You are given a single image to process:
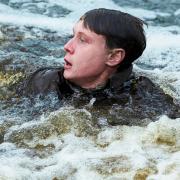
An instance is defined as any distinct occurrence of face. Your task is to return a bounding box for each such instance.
[64,20,110,87]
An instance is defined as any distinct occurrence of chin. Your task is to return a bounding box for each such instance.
[63,71,73,80]
[63,71,69,79]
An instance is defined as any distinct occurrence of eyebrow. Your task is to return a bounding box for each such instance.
[73,27,92,42]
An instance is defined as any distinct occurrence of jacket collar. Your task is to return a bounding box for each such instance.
[109,65,133,90]
[66,65,133,93]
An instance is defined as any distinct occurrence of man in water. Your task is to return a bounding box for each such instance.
[26,8,145,97]
[25,8,180,125]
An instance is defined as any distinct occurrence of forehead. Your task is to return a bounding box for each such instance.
[73,20,105,41]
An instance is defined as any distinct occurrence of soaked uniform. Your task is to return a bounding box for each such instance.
[24,66,180,125]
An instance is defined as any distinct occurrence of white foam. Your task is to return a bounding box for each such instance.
[0,116,180,179]
[0,0,167,34]
[146,26,180,49]
[0,0,121,34]
[133,24,180,101]
[174,8,180,16]
[0,12,73,35]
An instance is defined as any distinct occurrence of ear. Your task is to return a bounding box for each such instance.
[106,48,125,67]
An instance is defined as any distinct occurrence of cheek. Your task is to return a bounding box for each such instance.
[74,46,108,70]
[80,57,105,75]
[83,48,107,62]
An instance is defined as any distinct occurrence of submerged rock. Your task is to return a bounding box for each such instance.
[0,121,15,144]
[6,0,71,17]
[0,71,25,100]
[4,107,99,148]
[0,23,67,74]
[142,116,180,150]
[5,122,56,147]
[0,71,25,87]
[91,155,131,175]
[113,0,180,14]
[113,0,180,26]
[134,167,158,180]
[96,127,123,147]
[48,107,99,137]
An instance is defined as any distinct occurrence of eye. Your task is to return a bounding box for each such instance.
[79,36,86,43]
[79,36,88,43]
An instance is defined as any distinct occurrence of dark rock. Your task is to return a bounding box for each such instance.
[46,5,71,17]
[21,3,46,14]
[113,0,180,26]
[0,0,10,5]
[113,0,180,13]
[7,0,71,17]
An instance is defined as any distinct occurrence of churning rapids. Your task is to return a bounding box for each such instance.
[0,0,180,179]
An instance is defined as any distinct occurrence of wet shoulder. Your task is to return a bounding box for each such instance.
[99,75,180,125]
[122,75,173,103]
[130,76,168,98]
[25,67,64,95]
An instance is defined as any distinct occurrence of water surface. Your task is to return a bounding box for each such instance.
[0,0,180,179]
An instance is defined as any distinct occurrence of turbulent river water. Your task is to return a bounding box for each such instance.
[0,0,180,179]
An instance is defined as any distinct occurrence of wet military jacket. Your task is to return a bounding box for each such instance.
[24,66,180,125]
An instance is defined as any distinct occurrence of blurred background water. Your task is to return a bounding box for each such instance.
[0,0,180,179]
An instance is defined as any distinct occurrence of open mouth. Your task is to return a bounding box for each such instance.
[64,59,72,69]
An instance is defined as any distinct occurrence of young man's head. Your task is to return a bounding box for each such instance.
[64,8,146,89]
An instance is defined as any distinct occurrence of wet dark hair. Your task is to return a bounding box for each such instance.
[80,8,147,70]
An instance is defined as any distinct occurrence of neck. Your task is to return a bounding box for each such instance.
[81,78,107,90]
[74,68,117,90]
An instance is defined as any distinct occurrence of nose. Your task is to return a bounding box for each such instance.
[64,38,74,54]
